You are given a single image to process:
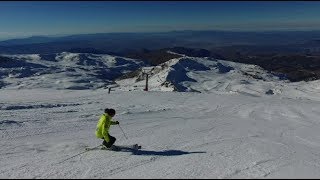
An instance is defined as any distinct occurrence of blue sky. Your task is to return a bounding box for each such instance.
[0,1,320,40]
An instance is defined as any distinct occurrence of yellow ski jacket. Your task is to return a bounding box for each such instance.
[95,113,118,142]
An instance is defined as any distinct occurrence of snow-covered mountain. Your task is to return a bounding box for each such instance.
[0,52,147,90]
[116,56,285,93]
[2,51,320,178]
[116,54,320,100]
[2,51,320,101]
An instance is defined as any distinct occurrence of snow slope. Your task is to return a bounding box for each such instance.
[1,87,320,178]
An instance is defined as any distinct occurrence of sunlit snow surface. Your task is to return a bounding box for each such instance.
[1,53,320,178]
[1,88,320,178]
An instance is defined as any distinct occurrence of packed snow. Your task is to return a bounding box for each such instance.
[1,52,320,178]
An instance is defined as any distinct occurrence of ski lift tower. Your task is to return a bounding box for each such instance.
[142,67,153,91]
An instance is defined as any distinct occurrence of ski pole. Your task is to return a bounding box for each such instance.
[118,124,129,140]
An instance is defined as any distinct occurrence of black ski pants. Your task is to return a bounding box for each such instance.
[102,134,116,148]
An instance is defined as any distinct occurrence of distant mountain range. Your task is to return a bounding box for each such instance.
[1,30,320,55]
[117,47,320,82]
[1,30,320,86]
[0,51,287,95]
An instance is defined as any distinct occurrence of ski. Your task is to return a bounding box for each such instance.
[85,144,141,152]
[101,144,142,151]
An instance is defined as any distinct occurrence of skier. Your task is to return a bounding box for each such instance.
[95,108,119,149]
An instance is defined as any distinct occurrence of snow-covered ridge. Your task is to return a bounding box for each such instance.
[1,52,320,100]
[0,52,147,90]
[116,55,320,100]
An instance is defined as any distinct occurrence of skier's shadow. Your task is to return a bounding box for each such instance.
[117,147,206,156]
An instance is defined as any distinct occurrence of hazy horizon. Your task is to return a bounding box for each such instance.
[1,1,320,41]
[1,29,320,42]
